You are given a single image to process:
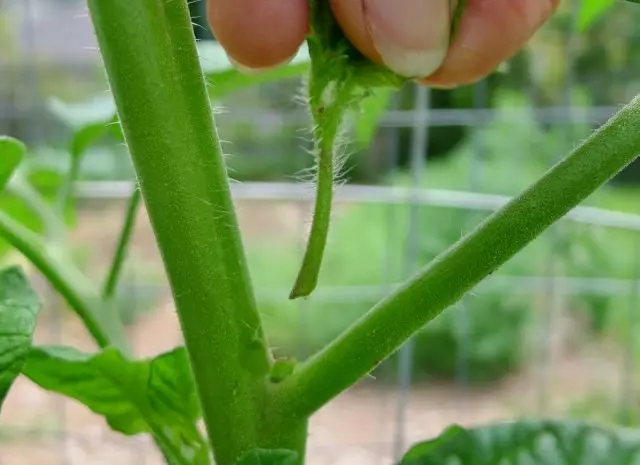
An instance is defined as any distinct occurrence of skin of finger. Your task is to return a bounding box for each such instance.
[423,0,560,86]
[206,0,309,69]
[330,0,383,66]
[330,0,559,86]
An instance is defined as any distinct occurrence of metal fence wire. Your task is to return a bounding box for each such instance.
[1,1,640,465]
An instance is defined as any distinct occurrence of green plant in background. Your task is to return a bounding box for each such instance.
[579,0,640,30]
[1,1,640,465]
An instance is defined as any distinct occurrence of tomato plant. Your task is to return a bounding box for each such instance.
[2,1,640,464]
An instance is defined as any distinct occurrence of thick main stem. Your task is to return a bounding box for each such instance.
[273,95,640,419]
[87,1,279,463]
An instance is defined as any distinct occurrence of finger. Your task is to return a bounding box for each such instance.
[330,0,451,78]
[423,0,559,87]
[206,0,309,71]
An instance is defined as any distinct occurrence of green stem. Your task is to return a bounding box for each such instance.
[56,153,81,215]
[288,115,334,299]
[6,178,68,242]
[449,0,468,42]
[87,1,280,463]
[273,95,640,419]
[289,77,352,299]
[0,210,110,347]
[102,187,141,301]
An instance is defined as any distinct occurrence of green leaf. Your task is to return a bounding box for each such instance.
[578,0,616,30]
[24,164,66,196]
[0,158,73,259]
[237,449,299,465]
[399,420,640,464]
[0,137,25,193]
[46,41,311,159]
[48,95,120,158]
[48,94,117,130]
[23,345,210,465]
[0,266,41,412]
[352,88,393,148]
[577,0,640,30]
[198,42,310,98]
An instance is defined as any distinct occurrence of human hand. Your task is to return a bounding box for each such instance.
[206,0,558,88]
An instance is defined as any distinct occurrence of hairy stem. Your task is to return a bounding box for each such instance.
[288,112,335,300]
[273,95,640,418]
[288,0,409,300]
[0,210,110,347]
[102,187,141,301]
[289,76,353,299]
[87,1,285,463]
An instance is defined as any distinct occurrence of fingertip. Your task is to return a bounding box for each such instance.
[330,0,383,66]
[421,0,559,87]
[331,0,451,79]
[207,0,309,70]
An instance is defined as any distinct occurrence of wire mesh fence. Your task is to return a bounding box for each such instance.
[1,0,640,464]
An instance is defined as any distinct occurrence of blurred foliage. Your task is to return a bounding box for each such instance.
[112,274,166,326]
[0,10,17,60]
[407,294,531,382]
[528,0,640,107]
[568,391,640,429]
[579,0,617,30]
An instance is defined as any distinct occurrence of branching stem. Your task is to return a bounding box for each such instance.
[273,95,640,419]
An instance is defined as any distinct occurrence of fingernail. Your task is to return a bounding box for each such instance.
[364,0,450,78]
[228,54,295,76]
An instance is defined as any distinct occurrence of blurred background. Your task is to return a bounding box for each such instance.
[1,0,640,464]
